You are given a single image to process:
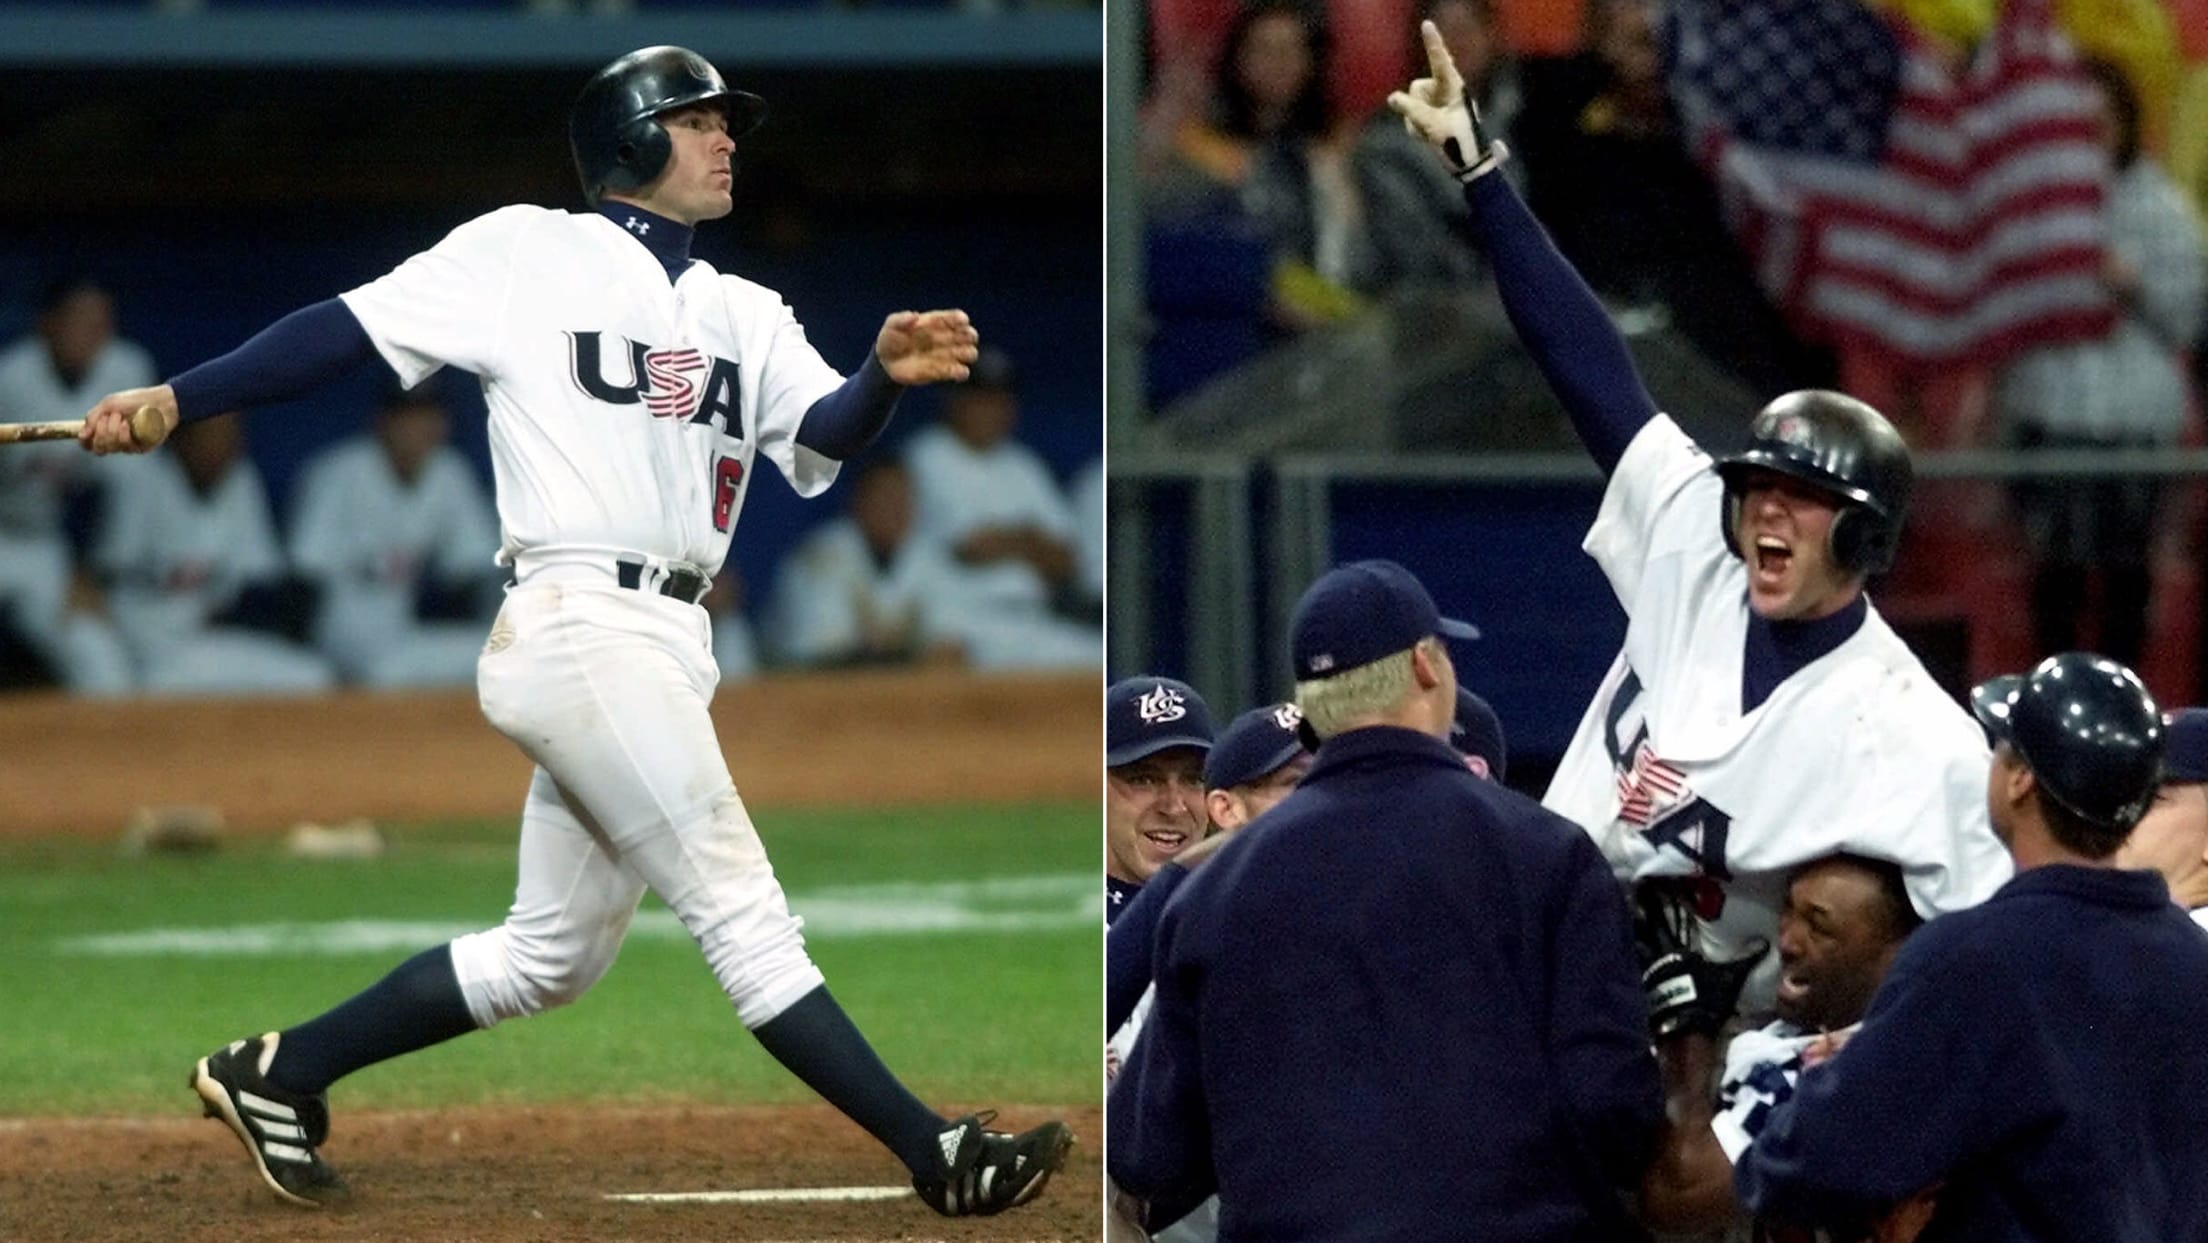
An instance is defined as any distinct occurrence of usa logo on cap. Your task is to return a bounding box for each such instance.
[1138,684,1188,724]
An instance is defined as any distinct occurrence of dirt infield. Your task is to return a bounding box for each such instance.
[0,671,1098,838]
[0,1101,1101,1242]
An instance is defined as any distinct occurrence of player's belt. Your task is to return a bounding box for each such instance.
[613,557,710,605]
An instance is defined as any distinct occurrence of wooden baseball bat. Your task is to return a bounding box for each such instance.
[0,405,170,448]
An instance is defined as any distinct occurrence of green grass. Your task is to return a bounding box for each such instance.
[0,803,1100,1116]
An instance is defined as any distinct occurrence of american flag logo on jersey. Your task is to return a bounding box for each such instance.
[1616,740,1688,828]
[642,348,708,420]
[1604,667,1736,879]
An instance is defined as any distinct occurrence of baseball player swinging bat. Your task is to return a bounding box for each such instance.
[0,404,168,448]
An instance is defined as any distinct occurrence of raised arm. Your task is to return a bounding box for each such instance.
[1388,22,1659,474]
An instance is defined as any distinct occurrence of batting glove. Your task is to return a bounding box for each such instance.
[1642,940,1769,1040]
[1386,19,1507,183]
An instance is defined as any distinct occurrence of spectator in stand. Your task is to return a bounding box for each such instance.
[1147,0,1372,332]
[1352,0,1524,293]
[1994,58,2205,671]
[1511,0,1828,397]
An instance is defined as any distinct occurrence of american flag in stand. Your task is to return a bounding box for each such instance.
[1667,0,2114,370]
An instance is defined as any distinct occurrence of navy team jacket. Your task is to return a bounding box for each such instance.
[1106,724,1661,1242]
[1738,864,2208,1241]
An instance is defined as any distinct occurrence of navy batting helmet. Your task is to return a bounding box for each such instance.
[570,46,766,206]
[1971,652,2165,832]
[1715,390,1914,576]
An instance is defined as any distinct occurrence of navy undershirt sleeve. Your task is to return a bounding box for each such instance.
[794,352,902,460]
[1462,175,1658,475]
[1106,862,1190,1035]
[168,298,383,423]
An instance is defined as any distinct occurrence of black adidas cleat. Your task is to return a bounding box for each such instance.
[189,1032,349,1207]
[913,1111,1075,1217]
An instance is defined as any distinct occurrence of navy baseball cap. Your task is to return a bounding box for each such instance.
[2163,708,2208,783]
[1450,687,1508,782]
[1290,559,1480,682]
[1204,703,1311,791]
[1106,676,1216,767]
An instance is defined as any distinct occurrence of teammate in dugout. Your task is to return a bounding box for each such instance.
[1387,24,2010,1018]
[77,46,1071,1216]
[1737,653,2208,1240]
[1109,560,1659,1242]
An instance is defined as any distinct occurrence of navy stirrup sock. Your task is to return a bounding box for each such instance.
[751,985,947,1176]
[264,944,479,1096]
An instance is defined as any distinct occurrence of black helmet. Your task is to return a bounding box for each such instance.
[569,46,766,206]
[1971,652,2165,832]
[1716,390,1914,575]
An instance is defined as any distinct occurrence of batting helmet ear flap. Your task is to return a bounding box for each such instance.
[601,115,674,199]
[1827,504,1900,576]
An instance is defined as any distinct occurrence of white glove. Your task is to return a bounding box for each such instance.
[1386,19,1507,183]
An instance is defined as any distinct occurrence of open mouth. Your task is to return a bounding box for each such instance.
[1776,968,1810,1007]
[1753,535,1793,586]
[1142,828,1190,857]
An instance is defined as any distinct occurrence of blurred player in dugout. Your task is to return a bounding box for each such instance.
[0,278,144,693]
[288,384,502,689]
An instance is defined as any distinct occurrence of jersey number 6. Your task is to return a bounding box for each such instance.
[712,455,744,533]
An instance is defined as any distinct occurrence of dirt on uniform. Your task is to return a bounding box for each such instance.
[0,1102,1101,1242]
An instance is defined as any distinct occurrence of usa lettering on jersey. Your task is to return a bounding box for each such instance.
[340,205,845,572]
[568,332,744,430]
[1601,666,1735,881]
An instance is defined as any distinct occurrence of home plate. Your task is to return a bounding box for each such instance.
[606,1186,912,1204]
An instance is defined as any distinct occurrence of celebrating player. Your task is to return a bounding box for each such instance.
[1387,23,2009,1015]
[79,46,1071,1216]
[1737,654,2208,1238]
[1639,853,1923,1236]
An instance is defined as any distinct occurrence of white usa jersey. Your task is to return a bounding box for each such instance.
[340,206,844,574]
[1710,1019,1842,1164]
[1543,416,2010,1006]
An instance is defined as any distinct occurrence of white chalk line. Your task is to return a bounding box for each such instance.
[605,1186,911,1204]
[51,873,1100,957]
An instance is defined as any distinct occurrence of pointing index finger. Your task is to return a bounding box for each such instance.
[1420,20,1462,98]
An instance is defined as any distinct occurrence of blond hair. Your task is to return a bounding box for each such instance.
[1296,638,1439,739]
